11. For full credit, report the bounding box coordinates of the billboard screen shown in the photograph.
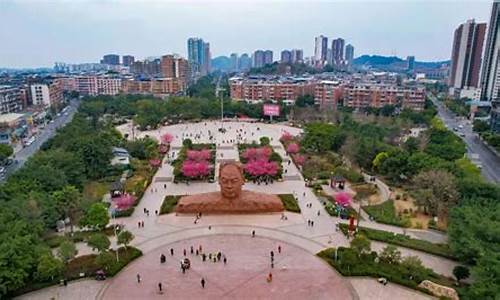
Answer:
[263,104,280,117]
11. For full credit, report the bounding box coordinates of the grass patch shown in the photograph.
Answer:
[278,194,301,213]
[83,181,110,202]
[9,247,142,297]
[160,195,183,214]
[338,224,456,260]
[363,200,410,227]
[318,247,455,293]
[43,227,118,248]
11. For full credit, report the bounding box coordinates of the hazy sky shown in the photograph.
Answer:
[0,0,492,68]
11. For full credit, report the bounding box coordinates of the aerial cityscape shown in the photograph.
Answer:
[0,1,499,300]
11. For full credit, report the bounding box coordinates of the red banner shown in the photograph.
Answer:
[263,104,280,117]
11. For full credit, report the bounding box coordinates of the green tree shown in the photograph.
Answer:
[295,94,315,107]
[259,136,270,146]
[412,170,459,218]
[87,233,111,253]
[302,123,346,153]
[95,250,115,271]
[80,203,109,230]
[58,241,77,264]
[350,234,371,255]
[472,119,490,133]
[379,245,402,264]
[372,152,389,170]
[36,254,64,281]
[380,104,396,116]
[51,185,82,232]
[452,265,470,283]
[340,248,358,273]
[403,137,420,153]
[183,138,193,149]
[117,230,134,249]
[465,251,500,299]
[0,143,13,163]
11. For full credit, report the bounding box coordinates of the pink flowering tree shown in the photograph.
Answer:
[242,147,272,161]
[187,149,211,162]
[161,133,173,145]
[292,154,305,166]
[115,194,136,210]
[149,158,162,168]
[280,131,293,143]
[181,160,211,178]
[244,159,279,177]
[335,192,352,207]
[286,143,300,154]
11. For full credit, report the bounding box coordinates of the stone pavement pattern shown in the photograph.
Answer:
[99,235,355,300]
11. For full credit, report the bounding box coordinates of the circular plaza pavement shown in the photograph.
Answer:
[100,234,355,300]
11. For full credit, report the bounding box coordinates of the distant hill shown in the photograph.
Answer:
[211,56,232,72]
[353,55,449,70]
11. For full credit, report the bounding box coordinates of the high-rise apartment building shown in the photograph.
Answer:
[345,44,354,65]
[407,56,415,72]
[239,54,252,71]
[480,2,500,102]
[449,19,486,97]
[314,35,328,66]
[230,53,239,71]
[187,38,211,77]
[101,54,120,65]
[253,50,265,68]
[291,49,304,63]
[264,50,273,65]
[122,55,135,67]
[281,50,292,64]
[331,38,345,66]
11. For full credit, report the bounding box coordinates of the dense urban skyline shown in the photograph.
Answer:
[0,0,491,68]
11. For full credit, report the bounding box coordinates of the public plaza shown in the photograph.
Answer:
[19,120,454,300]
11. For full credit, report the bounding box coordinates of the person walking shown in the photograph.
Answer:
[136,273,141,283]
[270,251,274,258]
[223,256,227,265]
[191,246,194,254]
[158,282,163,293]
[201,278,206,288]
[252,230,255,237]
[278,246,281,254]
[267,273,272,282]
[170,248,174,256]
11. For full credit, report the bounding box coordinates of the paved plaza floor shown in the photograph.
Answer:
[20,121,454,300]
[99,235,355,300]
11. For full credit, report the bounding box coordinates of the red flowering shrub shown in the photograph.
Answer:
[186,149,211,162]
[115,194,136,210]
[292,154,305,166]
[161,133,173,144]
[181,160,211,178]
[335,192,352,207]
[280,131,293,143]
[244,159,279,177]
[286,143,300,154]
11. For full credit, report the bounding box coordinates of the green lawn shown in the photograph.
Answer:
[278,194,301,213]
[363,200,410,227]
[160,195,183,214]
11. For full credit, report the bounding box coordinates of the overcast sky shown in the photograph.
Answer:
[0,0,492,68]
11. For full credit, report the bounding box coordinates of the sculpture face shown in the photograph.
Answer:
[219,164,244,200]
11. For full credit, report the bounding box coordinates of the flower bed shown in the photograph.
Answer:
[173,143,216,182]
[238,142,283,181]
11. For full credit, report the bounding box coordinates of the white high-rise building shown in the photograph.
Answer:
[314,35,328,66]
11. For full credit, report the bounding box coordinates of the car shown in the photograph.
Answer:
[458,124,464,129]
[453,127,458,131]
[459,132,466,137]
[0,167,5,174]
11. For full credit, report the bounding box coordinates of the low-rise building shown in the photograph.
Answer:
[344,84,425,111]
[0,85,24,114]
